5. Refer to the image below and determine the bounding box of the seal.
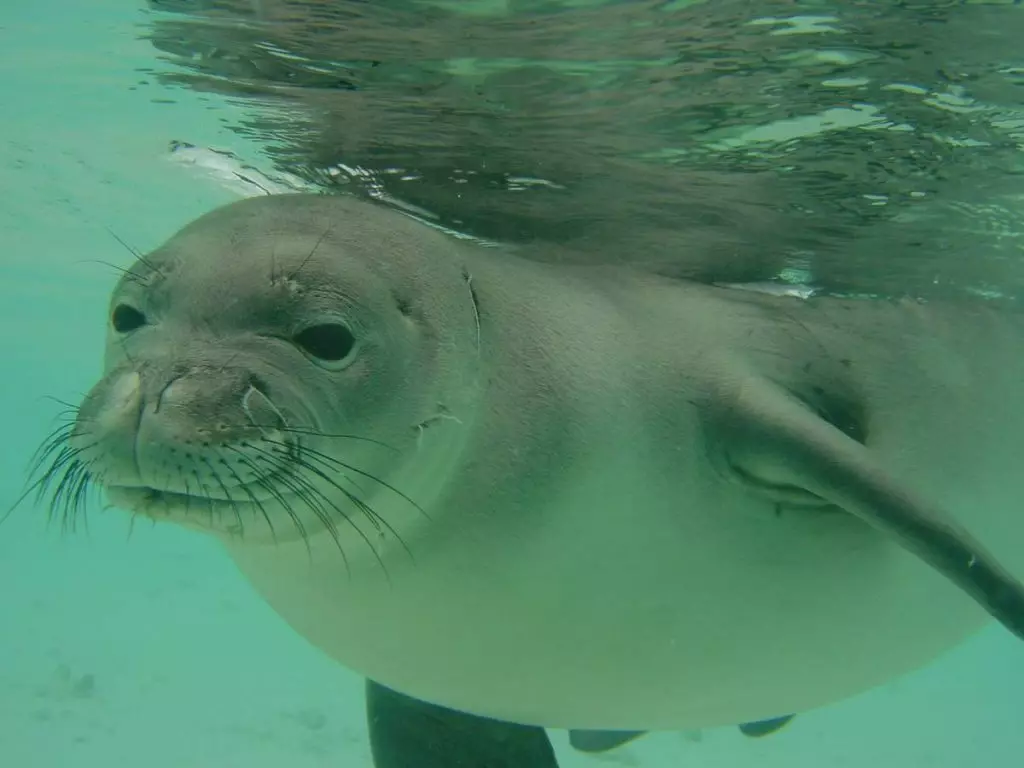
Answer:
[40,193,1024,767]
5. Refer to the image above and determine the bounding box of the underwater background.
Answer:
[2,0,1024,765]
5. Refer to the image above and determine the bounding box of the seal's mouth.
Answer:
[26,417,426,556]
[105,482,313,540]
[107,482,294,516]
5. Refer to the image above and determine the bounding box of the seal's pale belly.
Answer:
[226,412,1022,729]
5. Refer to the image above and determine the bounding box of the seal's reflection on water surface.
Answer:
[146,0,1024,304]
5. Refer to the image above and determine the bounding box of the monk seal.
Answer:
[33,193,1024,766]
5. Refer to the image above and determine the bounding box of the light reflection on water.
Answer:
[144,0,1024,300]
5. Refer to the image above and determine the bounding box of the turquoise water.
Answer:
[1,1,1023,766]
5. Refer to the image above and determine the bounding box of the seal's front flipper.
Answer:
[711,380,1024,642]
[739,714,794,737]
[365,679,559,768]
[569,729,645,753]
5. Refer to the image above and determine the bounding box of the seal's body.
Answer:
[227,260,1024,728]
[58,194,1024,765]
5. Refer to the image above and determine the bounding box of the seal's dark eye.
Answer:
[294,323,356,362]
[111,303,146,333]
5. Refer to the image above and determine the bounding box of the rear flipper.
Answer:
[569,729,645,753]
[366,679,559,768]
[568,714,794,755]
[738,713,794,737]
[708,378,1024,641]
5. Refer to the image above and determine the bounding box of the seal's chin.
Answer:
[108,484,219,514]
[105,484,298,539]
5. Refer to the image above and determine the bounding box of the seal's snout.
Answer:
[66,370,146,485]
[153,367,275,444]
[69,358,301,511]
[87,370,145,441]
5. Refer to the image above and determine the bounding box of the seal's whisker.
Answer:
[271,426,399,453]
[287,223,334,281]
[227,447,311,551]
[33,401,83,429]
[27,442,95,532]
[240,443,343,543]
[265,440,413,554]
[224,449,303,549]
[242,444,393,580]
[68,465,93,535]
[33,450,77,528]
[15,451,75,521]
[258,439,379,528]
[50,410,80,426]
[103,227,159,275]
[237,448,362,578]
[191,471,219,528]
[50,459,93,534]
[35,451,86,509]
[29,445,75,507]
[278,465,390,583]
[250,471,320,558]
[26,422,77,479]
[290,449,384,535]
[253,441,413,567]
[262,437,429,521]
[262,472,332,559]
[125,509,140,541]
[335,483,415,566]
[38,444,85,495]
[234,443,295,544]
[201,455,248,540]
[180,474,195,519]
[42,396,82,410]
[81,258,147,286]
[260,469,351,572]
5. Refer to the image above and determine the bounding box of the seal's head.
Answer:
[55,194,481,561]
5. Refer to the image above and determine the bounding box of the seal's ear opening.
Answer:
[713,379,1024,643]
